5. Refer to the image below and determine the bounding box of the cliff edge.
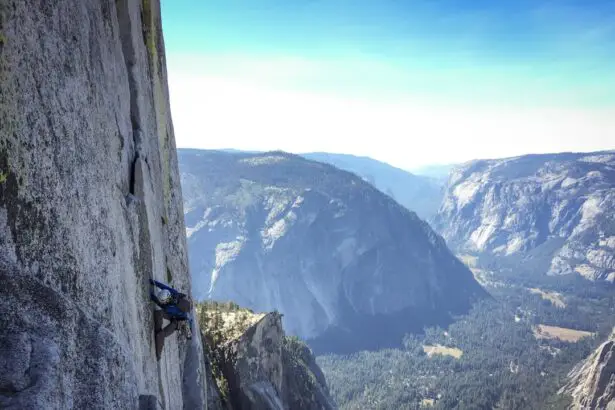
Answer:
[198,302,337,410]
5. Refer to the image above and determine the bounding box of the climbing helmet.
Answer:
[157,289,172,305]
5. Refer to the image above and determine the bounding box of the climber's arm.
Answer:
[149,279,180,295]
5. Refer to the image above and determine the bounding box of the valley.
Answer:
[316,265,615,409]
[179,148,615,409]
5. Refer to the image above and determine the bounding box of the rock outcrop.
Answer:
[302,152,443,220]
[560,330,615,409]
[0,1,207,408]
[433,151,615,282]
[198,304,336,410]
[179,149,487,353]
[219,313,286,410]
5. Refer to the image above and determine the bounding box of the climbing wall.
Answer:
[0,1,206,408]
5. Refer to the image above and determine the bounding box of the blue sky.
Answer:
[161,0,615,169]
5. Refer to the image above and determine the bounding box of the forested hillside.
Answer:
[318,264,615,409]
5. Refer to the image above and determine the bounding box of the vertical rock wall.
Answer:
[0,1,206,408]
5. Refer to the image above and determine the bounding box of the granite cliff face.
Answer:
[216,313,286,410]
[560,330,615,409]
[199,305,336,410]
[179,149,487,353]
[433,151,615,282]
[302,152,443,220]
[0,1,207,408]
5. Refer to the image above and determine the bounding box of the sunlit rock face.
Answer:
[209,311,337,410]
[560,329,615,409]
[0,1,207,408]
[179,149,486,353]
[433,151,615,282]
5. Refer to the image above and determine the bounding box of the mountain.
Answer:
[179,149,487,353]
[560,330,615,409]
[432,151,615,282]
[302,152,443,220]
[0,1,208,408]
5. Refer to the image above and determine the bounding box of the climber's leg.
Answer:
[155,319,178,361]
[154,310,164,333]
[161,319,178,338]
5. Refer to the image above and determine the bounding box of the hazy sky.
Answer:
[161,0,615,170]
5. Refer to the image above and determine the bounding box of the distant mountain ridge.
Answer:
[184,149,445,220]
[178,149,487,353]
[302,152,444,220]
[433,150,615,282]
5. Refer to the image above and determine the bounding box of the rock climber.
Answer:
[149,278,194,360]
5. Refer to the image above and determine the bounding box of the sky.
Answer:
[160,0,615,170]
